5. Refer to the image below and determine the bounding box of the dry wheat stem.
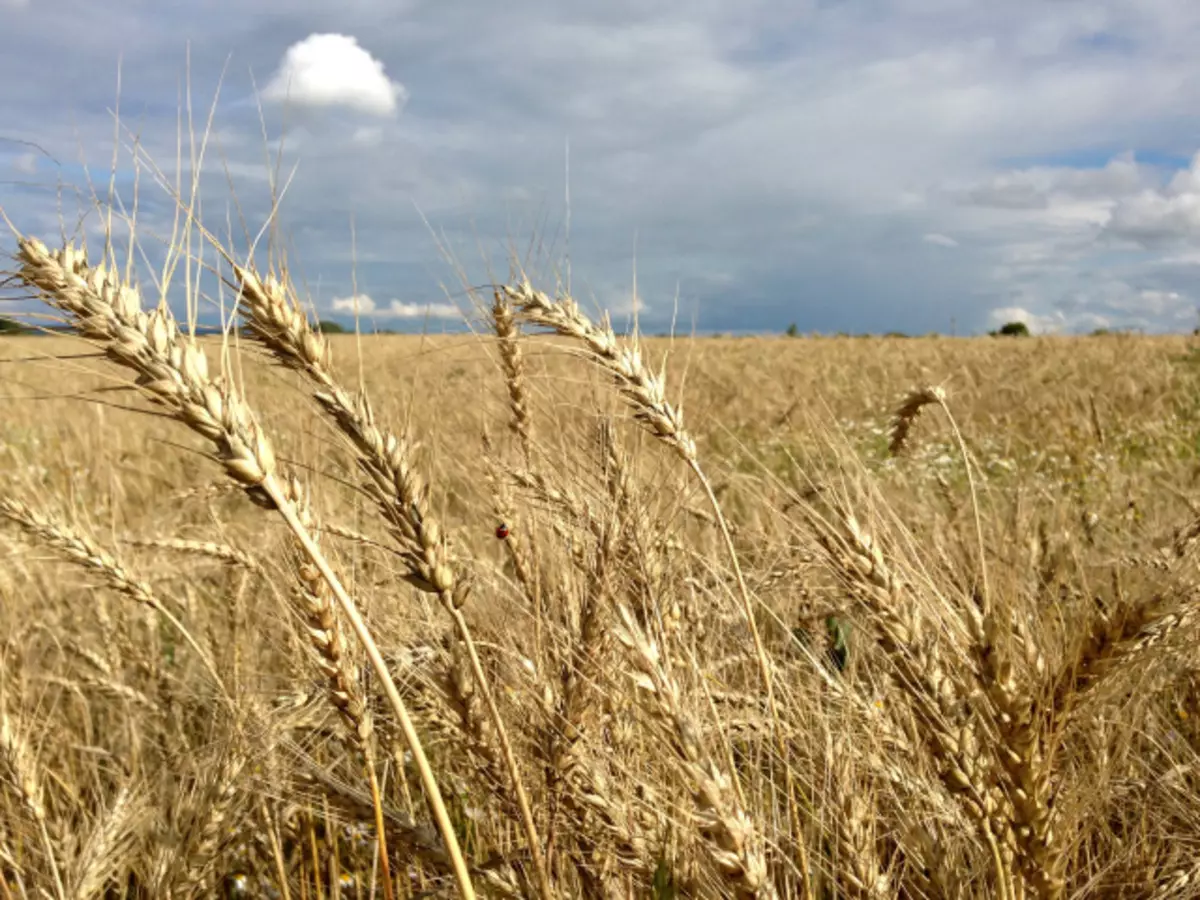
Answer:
[13,237,476,900]
[285,475,394,900]
[0,496,225,693]
[500,279,809,888]
[231,263,552,900]
[0,704,64,900]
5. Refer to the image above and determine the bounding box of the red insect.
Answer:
[495,523,510,540]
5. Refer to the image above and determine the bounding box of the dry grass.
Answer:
[3,186,1200,900]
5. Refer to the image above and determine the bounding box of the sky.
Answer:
[4,0,1200,335]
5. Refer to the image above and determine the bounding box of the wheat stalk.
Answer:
[231,262,551,899]
[614,605,776,899]
[0,495,224,691]
[12,236,476,900]
[499,279,810,890]
[888,385,945,456]
[0,702,63,900]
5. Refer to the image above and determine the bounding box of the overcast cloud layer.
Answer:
[4,0,1200,334]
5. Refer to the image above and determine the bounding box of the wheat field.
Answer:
[3,228,1200,900]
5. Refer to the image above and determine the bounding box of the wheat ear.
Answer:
[888,385,945,456]
[285,475,394,900]
[12,237,476,900]
[810,509,1015,900]
[232,263,552,899]
[0,495,224,692]
[502,279,812,895]
[499,280,769,690]
[614,605,777,899]
[0,703,64,900]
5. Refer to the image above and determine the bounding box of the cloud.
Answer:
[11,152,37,174]
[330,293,377,315]
[923,233,958,248]
[262,34,406,117]
[1135,288,1191,318]
[330,294,461,320]
[1103,154,1200,243]
[9,2,1200,334]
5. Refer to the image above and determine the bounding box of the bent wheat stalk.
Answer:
[501,279,813,895]
[230,263,553,900]
[499,282,773,705]
[0,496,225,693]
[11,237,477,900]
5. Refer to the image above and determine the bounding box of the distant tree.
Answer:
[785,322,799,337]
[883,331,909,338]
[0,317,27,335]
[316,320,346,334]
[991,321,1030,337]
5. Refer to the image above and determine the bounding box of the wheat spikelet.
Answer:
[14,236,475,900]
[0,702,63,898]
[888,385,946,456]
[232,262,550,898]
[614,605,776,899]
[70,785,145,900]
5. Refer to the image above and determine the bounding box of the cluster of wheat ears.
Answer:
[2,181,1200,900]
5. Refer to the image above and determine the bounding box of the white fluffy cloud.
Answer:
[263,34,406,117]
[330,294,460,320]
[1104,155,1200,242]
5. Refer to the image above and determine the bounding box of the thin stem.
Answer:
[690,461,814,900]
[37,820,64,900]
[447,606,555,900]
[267,478,477,900]
[936,398,991,609]
[365,765,396,900]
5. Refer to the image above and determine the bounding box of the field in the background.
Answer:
[4,326,1200,899]
[6,332,1196,552]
